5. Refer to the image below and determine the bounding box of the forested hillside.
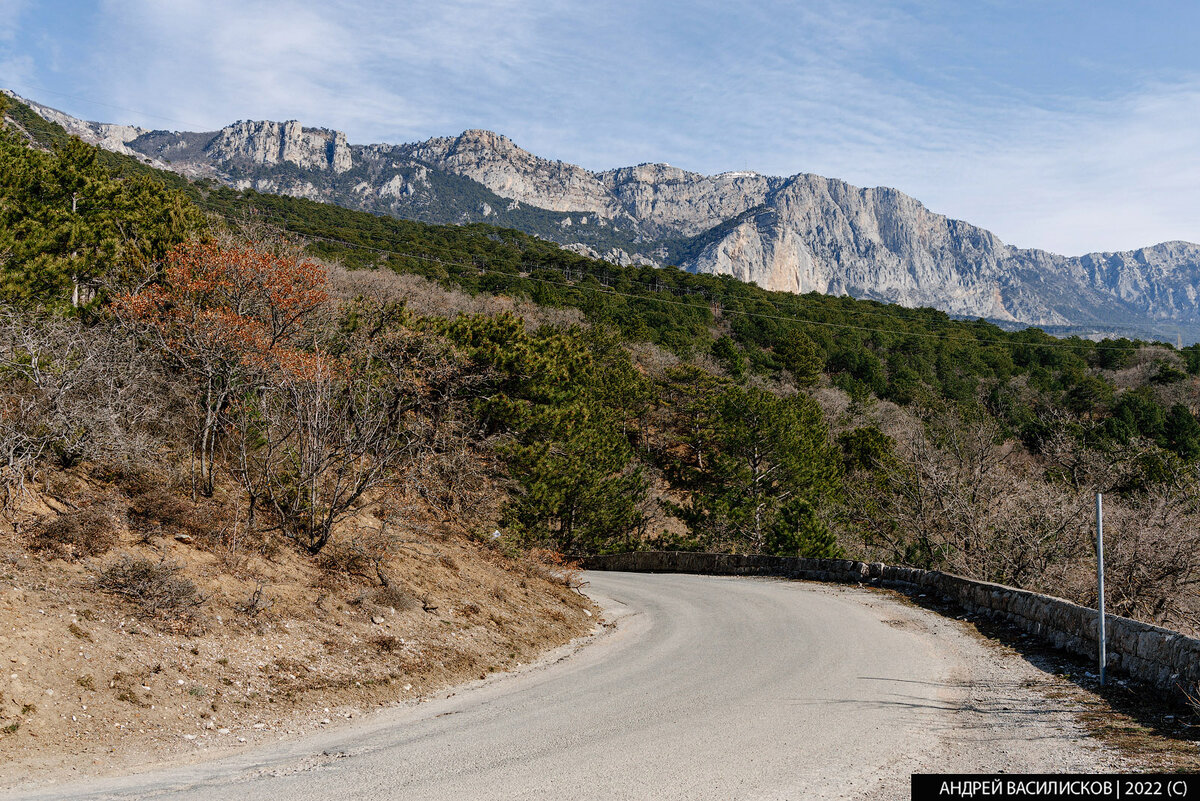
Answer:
[5,93,1200,640]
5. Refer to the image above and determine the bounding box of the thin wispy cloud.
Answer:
[0,0,32,86]
[3,0,1198,255]
[0,0,26,39]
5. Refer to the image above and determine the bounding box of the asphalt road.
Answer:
[4,572,1111,800]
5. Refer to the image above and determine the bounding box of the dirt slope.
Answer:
[0,469,595,786]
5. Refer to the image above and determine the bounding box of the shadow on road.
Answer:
[874,583,1200,769]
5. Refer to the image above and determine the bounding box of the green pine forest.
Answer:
[5,93,1200,634]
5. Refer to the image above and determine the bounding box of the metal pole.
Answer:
[1097,492,1106,686]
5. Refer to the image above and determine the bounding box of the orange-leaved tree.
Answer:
[114,240,329,497]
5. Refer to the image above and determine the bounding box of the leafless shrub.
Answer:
[95,554,204,625]
[371,635,401,653]
[213,211,307,261]
[128,488,192,535]
[370,583,420,611]
[210,514,259,572]
[1181,682,1200,719]
[844,408,1092,586]
[317,538,375,583]
[317,520,416,588]
[525,547,585,590]
[90,461,158,496]
[235,582,274,618]
[326,265,586,330]
[841,400,1200,635]
[30,502,121,559]
[224,317,415,553]
[128,487,233,547]
[1075,482,1200,631]
[0,310,179,512]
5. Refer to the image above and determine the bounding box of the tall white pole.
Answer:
[1097,492,1106,686]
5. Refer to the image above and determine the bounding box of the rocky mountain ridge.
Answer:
[9,89,1200,340]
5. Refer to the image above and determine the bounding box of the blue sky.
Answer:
[3,0,1199,255]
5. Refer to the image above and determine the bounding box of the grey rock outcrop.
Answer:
[408,129,622,217]
[207,120,351,173]
[406,131,782,239]
[405,129,1200,333]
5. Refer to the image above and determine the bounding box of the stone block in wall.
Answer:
[1107,622,1133,655]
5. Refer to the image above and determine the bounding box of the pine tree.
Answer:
[0,125,202,307]
[776,327,823,386]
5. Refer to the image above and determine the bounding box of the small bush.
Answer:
[526,548,585,590]
[235,583,274,618]
[318,543,371,581]
[1183,682,1200,719]
[90,462,157,496]
[372,635,401,653]
[95,554,204,624]
[370,584,420,612]
[317,526,398,586]
[129,489,226,543]
[30,504,119,559]
[128,488,190,532]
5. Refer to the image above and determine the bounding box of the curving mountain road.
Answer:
[4,572,1114,801]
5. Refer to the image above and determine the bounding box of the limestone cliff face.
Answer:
[601,166,783,238]
[393,131,1200,331]
[206,120,352,173]
[406,129,619,216]
[405,131,782,238]
[15,89,1200,338]
[694,178,1027,321]
[690,176,1200,329]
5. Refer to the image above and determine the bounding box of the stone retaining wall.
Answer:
[584,551,1200,692]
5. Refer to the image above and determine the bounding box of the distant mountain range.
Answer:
[10,89,1200,342]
